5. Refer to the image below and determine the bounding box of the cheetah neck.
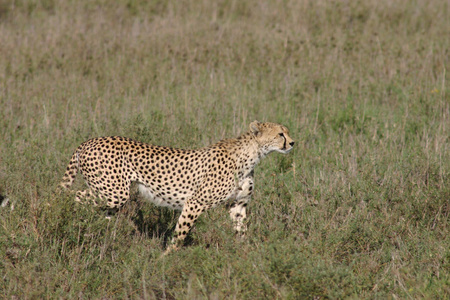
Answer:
[230,132,264,177]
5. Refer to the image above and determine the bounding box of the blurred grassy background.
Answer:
[0,0,448,298]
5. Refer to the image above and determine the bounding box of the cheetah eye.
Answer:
[279,133,285,138]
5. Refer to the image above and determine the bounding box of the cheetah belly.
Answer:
[137,183,186,210]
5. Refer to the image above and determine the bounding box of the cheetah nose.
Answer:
[290,141,295,147]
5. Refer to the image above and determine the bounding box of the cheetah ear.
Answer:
[249,120,261,135]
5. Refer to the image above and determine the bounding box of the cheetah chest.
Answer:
[131,146,253,211]
[136,176,251,211]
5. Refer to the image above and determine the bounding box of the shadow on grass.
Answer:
[130,205,176,248]
[117,191,196,249]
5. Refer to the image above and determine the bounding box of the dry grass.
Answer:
[0,0,449,298]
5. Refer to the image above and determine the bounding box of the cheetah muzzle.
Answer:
[60,121,295,253]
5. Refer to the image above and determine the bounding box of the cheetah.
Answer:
[60,121,294,252]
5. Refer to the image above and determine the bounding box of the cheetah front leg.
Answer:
[229,201,248,234]
[229,177,254,235]
[165,198,203,254]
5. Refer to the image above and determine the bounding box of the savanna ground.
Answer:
[0,0,449,298]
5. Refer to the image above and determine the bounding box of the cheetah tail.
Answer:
[59,150,80,190]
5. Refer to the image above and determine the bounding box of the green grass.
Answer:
[0,0,449,298]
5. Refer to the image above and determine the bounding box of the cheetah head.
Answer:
[250,121,295,155]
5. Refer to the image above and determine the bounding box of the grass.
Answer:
[0,0,449,298]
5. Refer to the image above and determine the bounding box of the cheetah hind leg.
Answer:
[75,188,102,206]
[75,188,118,219]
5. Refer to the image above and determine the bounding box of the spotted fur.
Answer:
[60,121,294,252]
